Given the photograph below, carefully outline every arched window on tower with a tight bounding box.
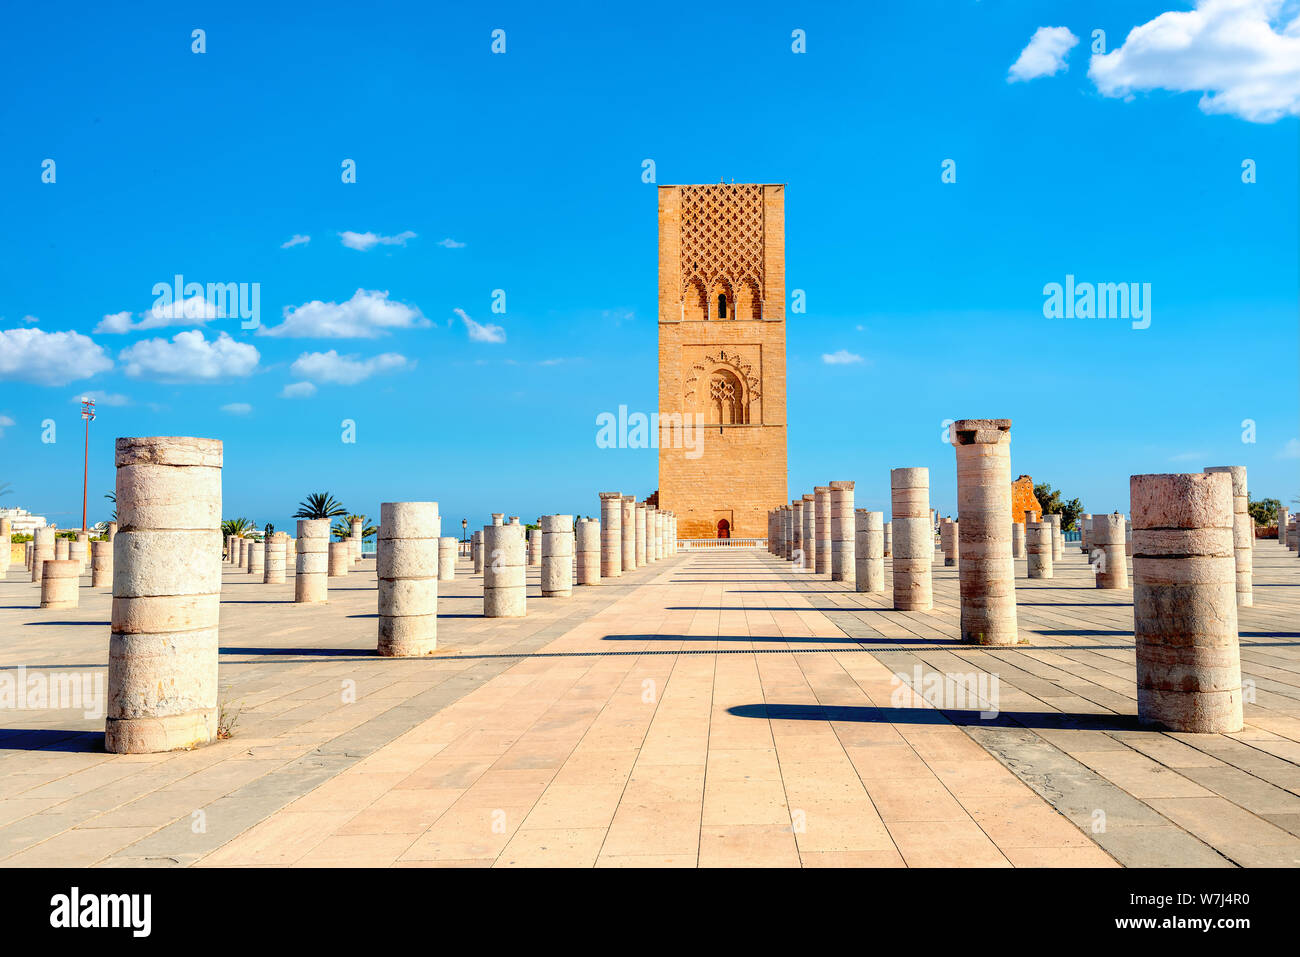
[707,368,748,425]
[717,293,727,319]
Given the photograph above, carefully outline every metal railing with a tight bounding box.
[677,538,767,550]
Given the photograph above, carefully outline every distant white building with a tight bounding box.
[0,507,50,535]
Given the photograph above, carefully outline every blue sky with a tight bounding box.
[1,0,1296,532]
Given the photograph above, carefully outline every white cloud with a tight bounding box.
[281,234,311,248]
[95,295,220,334]
[221,402,253,415]
[281,381,317,399]
[455,307,506,344]
[822,349,864,365]
[339,230,417,251]
[1089,0,1300,122]
[95,311,135,334]
[71,390,130,407]
[119,330,259,382]
[0,415,14,437]
[289,350,411,385]
[0,328,113,386]
[21,315,38,324]
[260,288,428,338]
[1168,450,1208,462]
[1280,438,1300,459]
[1008,26,1080,82]
[437,238,466,248]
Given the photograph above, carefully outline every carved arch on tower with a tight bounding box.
[683,349,762,425]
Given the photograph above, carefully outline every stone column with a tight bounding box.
[107,435,221,754]
[1080,513,1092,553]
[1091,512,1128,588]
[55,537,69,560]
[790,498,804,566]
[378,501,440,656]
[890,467,932,611]
[801,493,816,571]
[854,509,885,594]
[351,517,363,563]
[540,515,574,597]
[830,481,855,584]
[327,540,350,577]
[41,559,79,609]
[1132,472,1242,733]
[576,517,600,585]
[940,519,957,567]
[247,540,264,576]
[527,526,543,567]
[108,521,118,541]
[239,537,250,568]
[295,519,329,602]
[1027,521,1053,579]
[1125,518,1133,557]
[952,418,1017,646]
[812,486,831,574]
[30,527,54,584]
[91,539,113,587]
[1011,521,1026,561]
[484,519,525,617]
[621,496,636,572]
[645,505,658,562]
[883,522,892,558]
[1203,466,1252,608]
[437,536,457,581]
[0,517,10,580]
[264,532,287,583]
[225,535,234,563]
[1279,507,1290,548]
[73,532,89,572]
[25,540,33,571]
[599,492,623,577]
[1047,514,1063,561]
[635,502,648,567]
[778,507,789,558]
[1290,519,1298,551]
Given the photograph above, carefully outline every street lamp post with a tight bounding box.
[80,397,95,533]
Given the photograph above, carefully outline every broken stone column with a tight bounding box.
[108,521,117,541]
[295,519,329,602]
[621,496,636,571]
[854,509,885,593]
[225,535,234,563]
[1046,514,1063,561]
[576,517,600,585]
[0,517,8,580]
[247,540,264,576]
[780,506,791,558]
[527,526,543,567]
[598,493,623,577]
[941,519,958,567]
[107,435,222,754]
[1080,513,1092,553]
[1092,512,1129,589]
[883,521,892,558]
[25,541,32,571]
[635,502,648,567]
[1011,521,1026,561]
[952,419,1017,645]
[472,530,484,574]
[1279,507,1290,548]
[1203,466,1252,608]
[1027,521,1053,579]
[30,527,54,584]
[328,540,351,577]
[540,514,574,597]
[73,532,89,572]
[645,505,658,562]
[264,532,287,583]
[437,536,457,581]
[55,537,69,561]
[790,498,804,566]
[41,559,79,609]
[1289,520,1298,551]
[801,493,816,571]
[351,517,363,563]
[90,540,113,587]
[1132,472,1242,733]
[830,481,855,584]
[813,486,832,574]
[483,518,525,617]
[1125,518,1133,557]
[378,501,440,656]
[890,467,932,611]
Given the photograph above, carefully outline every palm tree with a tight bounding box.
[331,513,377,541]
[221,517,255,539]
[104,490,117,522]
[295,492,347,520]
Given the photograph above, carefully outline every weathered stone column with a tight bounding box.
[225,535,234,563]
[25,540,32,571]
[1290,519,1298,551]
[350,517,363,563]
[540,515,574,597]
[484,518,525,617]
[1047,514,1063,561]
[576,517,600,585]
[264,532,287,583]
[778,507,790,558]
[1279,507,1290,548]
[656,509,665,561]
[952,419,1017,645]
[527,526,543,567]
[669,512,677,554]
[91,539,113,587]
[55,537,69,561]
[854,509,885,594]
[940,519,957,567]
[830,481,855,583]
[378,501,440,656]
[1080,513,1092,553]
[813,486,831,574]
[30,527,54,584]
[108,521,118,541]
[801,493,816,571]
[295,519,329,602]
[1132,472,1242,733]
[471,530,483,574]
[107,435,221,753]
[621,496,636,571]
[1011,521,1026,561]
[73,532,89,572]
[238,537,249,568]
[883,521,892,558]
[437,536,457,581]
[634,502,648,567]
[646,505,658,562]
[0,517,10,580]
[1203,466,1252,608]
[790,498,804,566]
[41,559,79,609]
[1092,512,1129,588]
[1027,521,1053,578]
[890,467,932,611]
[246,540,264,576]
[599,493,623,577]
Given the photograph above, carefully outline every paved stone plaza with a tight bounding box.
[1,538,1298,868]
